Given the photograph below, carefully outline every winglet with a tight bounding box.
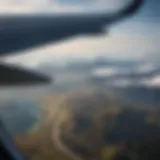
[103,0,144,23]
[115,0,143,19]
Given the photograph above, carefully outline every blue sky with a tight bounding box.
[1,0,159,67]
[114,0,159,31]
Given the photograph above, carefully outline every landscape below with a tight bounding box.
[14,90,160,160]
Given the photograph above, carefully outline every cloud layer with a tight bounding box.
[0,0,132,13]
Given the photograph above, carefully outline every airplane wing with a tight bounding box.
[0,63,50,85]
[0,0,143,85]
[0,0,143,56]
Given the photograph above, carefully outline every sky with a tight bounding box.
[1,0,160,68]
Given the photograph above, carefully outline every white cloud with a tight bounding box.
[149,76,160,87]
[92,67,118,77]
[3,30,159,68]
[0,0,132,13]
[0,0,81,13]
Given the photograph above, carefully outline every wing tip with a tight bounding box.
[122,0,144,16]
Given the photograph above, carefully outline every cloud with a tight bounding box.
[0,0,133,13]
[0,0,82,13]
[148,76,160,87]
[3,30,159,68]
